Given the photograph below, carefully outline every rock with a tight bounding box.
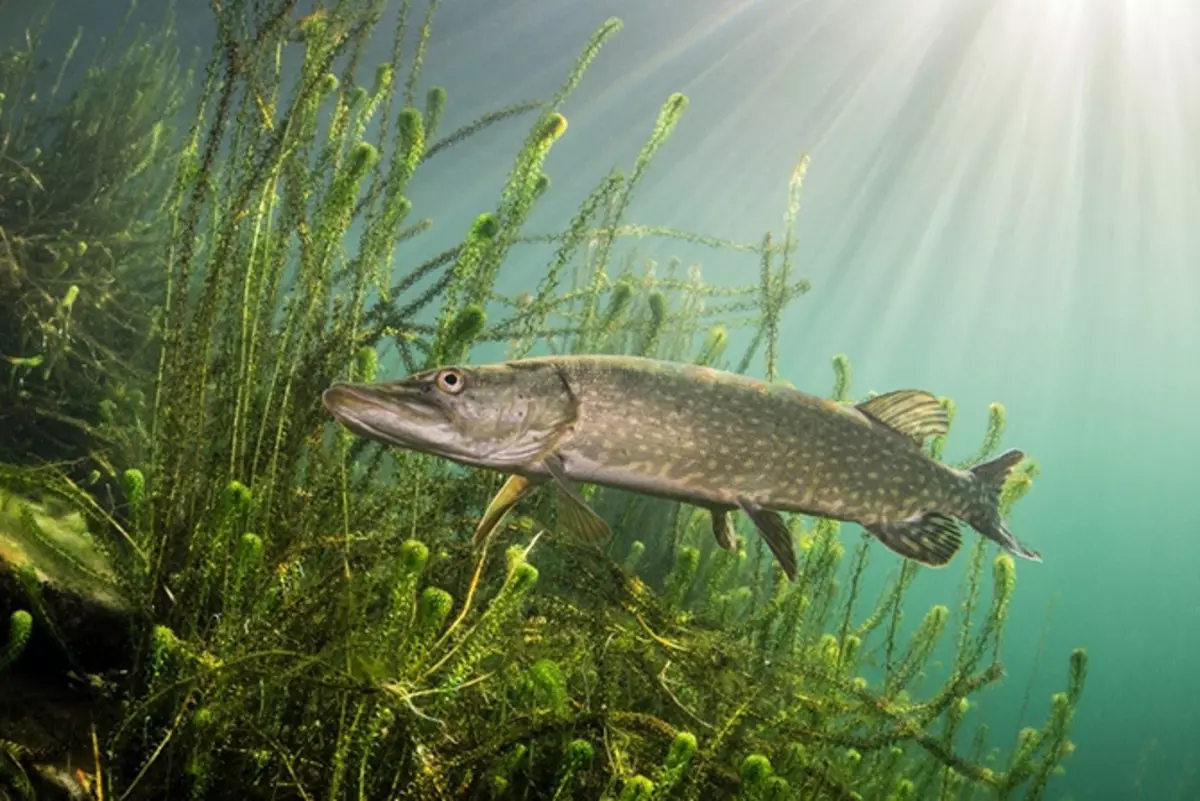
[0,488,133,674]
[0,489,129,800]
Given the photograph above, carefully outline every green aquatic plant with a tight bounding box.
[0,2,185,481]
[0,1,1088,800]
[0,610,31,673]
[0,737,35,801]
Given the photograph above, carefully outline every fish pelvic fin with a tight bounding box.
[966,449,1042,562]
[711,509,739,551]
[736,497,798,581]
[865,513,962,567]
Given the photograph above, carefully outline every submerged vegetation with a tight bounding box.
[0,1,1086,799]
[0,3,184,483]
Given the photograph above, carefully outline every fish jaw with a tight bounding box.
[322,380,456,454]
[322,363,578,472]
[322,379,520,470]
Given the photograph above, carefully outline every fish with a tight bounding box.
[321,354,1042,580]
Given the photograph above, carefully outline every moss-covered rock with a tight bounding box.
[0,489,131,673]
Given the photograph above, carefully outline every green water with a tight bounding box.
[4,0,1197,798]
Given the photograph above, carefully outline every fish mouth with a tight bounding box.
[321,380,447,447]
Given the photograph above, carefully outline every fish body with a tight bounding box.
[543,358,950,520]
[322,355,1041,578]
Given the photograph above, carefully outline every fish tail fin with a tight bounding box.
[965,449,1042,562]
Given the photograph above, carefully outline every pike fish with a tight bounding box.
[321,355,1042,579]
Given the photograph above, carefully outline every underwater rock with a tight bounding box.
[0,668,108,801]
[0,491,128,799]
[0,489,133,674]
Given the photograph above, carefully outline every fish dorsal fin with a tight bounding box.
[864,512,962,567]
[855,390,948,447]
[543,454,611,544]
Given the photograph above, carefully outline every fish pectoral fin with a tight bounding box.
[736,497,797,581]
[542,454,611,545]
[555,486,612,544]
[711,509,739,551]
[473,474,546,548]
[864,512,962,567]
[855,390,948,447]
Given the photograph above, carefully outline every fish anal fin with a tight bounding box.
[856,390,948,447]
[865,512,962,567]
[736,497,797,580]
[473,474,545,548]
[711,509,739,551]
[543,454,611,544]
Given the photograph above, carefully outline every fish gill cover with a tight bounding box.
[0,1,1085,800]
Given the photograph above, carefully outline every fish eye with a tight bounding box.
[434,368,466,395]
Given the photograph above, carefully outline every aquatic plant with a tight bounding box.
[0,1,1087,799]
[0,3,186,483]
[0,610,31,673]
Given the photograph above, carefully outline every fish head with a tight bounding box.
[321,361,576,469]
